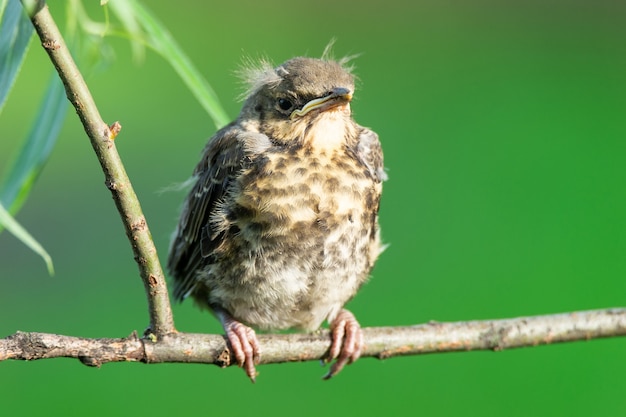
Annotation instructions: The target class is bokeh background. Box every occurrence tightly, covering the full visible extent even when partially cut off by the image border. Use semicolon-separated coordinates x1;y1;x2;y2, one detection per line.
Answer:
2;0;626;415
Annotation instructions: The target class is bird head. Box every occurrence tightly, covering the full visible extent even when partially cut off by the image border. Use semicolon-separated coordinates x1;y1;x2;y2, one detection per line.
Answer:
238;57;356;146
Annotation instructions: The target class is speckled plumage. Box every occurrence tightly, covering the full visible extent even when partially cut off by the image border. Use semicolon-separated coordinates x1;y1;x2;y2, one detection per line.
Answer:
168;56;385;380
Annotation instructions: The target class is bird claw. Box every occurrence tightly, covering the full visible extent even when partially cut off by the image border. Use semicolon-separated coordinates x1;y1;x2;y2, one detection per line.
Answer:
218;311;261;383
323;309;363;379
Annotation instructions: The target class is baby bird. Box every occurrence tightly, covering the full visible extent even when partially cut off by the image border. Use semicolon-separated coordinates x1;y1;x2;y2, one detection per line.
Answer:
167;55;385;381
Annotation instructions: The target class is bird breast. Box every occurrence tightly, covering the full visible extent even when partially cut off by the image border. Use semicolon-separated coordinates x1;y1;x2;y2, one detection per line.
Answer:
208;139;380;331
237;145;375;250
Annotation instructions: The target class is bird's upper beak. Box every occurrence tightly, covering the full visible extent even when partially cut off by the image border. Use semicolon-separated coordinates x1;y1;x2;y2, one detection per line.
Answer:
290;87;352;119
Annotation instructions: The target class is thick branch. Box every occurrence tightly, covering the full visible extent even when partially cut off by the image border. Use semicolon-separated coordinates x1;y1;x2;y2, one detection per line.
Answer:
20;0;175;336
2;309;625;369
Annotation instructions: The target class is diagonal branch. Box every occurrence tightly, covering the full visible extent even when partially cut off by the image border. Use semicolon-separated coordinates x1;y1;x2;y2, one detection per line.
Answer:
2;309;626;370
20;0;175;336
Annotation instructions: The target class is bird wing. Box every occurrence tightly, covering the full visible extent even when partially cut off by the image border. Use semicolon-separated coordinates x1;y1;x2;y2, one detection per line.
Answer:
356;127;387;182
167;122;246;302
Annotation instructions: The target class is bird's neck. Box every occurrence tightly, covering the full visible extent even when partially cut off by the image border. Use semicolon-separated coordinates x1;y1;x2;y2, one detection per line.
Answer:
303;109;355;153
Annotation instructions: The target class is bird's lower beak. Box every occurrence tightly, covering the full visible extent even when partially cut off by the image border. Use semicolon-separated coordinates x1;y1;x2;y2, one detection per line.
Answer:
290;87;352;119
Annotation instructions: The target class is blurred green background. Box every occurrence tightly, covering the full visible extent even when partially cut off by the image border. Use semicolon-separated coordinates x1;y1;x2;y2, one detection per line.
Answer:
2;0;626;415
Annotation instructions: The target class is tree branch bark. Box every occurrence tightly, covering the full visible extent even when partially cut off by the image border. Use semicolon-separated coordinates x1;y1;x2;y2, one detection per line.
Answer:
2;309;626;368
20;0;175;337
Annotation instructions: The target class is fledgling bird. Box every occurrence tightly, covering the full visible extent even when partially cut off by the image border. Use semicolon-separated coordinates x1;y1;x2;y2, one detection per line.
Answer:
167;54;386;381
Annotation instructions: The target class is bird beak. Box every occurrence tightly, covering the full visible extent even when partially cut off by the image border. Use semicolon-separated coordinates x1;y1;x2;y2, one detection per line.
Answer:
290;87;352;119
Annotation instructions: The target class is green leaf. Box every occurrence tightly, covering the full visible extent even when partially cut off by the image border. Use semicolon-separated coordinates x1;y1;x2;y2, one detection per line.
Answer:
0;75;68;215
100;0;144;63
0;0;34;114
0;201;54;275
0;74;67;271
0;0;61;274
108;0;230;129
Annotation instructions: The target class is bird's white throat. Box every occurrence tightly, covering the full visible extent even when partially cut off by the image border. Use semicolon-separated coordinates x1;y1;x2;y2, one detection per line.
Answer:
304;106;351;152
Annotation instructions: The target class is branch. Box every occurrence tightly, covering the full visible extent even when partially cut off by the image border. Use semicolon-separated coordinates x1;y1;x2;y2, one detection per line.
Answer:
20;0;175;336
2;309;626;368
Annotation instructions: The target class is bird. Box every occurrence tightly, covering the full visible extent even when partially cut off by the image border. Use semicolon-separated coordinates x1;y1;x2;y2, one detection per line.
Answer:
167;53;386;382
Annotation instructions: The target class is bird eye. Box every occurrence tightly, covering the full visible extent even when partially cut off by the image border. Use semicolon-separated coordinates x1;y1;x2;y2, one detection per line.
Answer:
277;98;293;112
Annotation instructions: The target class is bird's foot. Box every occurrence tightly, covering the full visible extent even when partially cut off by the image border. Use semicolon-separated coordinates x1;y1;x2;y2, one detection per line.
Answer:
323;309;363;379
217;310;261;383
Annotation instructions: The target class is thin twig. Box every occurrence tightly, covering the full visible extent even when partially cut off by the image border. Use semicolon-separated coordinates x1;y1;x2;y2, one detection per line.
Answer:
2;309;626;368
20;0;175;336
